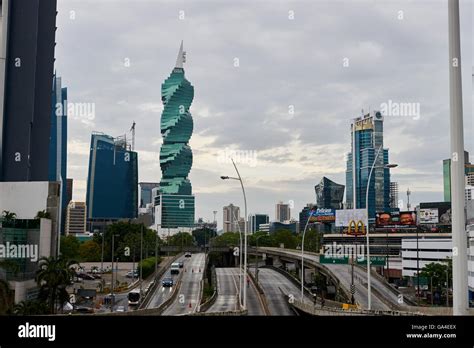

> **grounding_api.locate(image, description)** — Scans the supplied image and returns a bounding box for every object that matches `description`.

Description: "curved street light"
[365,144,398,310]
[221,159,248,309]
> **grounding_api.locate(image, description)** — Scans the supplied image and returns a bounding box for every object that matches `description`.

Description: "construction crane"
[130,121,136,151]
[406,188,411,211]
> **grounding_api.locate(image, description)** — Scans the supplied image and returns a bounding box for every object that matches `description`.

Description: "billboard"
[309,208,336,223]
[375,211,416,228]
[418,208,439,224]
[335,209,367,227]
[419,202,451,225]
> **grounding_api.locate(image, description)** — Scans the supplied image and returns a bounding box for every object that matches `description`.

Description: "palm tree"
[35,210,51,219]
[1,210,16,224]
[13,300,48,315]
[36,256,78,314]
[0,260,19,315]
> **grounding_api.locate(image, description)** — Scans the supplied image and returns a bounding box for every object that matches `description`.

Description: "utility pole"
[448,0,469,315]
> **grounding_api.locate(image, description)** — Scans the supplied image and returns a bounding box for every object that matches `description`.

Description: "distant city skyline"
[54,0,473,229]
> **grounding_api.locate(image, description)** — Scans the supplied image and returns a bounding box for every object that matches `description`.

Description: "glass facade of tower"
[48,75,68,232]
[0,0,58,182]
[157,46,195,229]
[155,194,195,229]
[315,177,344,209]
[443,151,474,202]
[249,214,270,233]
[346,112,391,219]
[159,67,194,195]
[86,133,138,220]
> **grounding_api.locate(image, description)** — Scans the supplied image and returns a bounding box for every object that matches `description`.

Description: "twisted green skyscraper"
[159,41,194,195]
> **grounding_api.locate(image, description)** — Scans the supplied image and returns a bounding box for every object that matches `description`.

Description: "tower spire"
[175,40,186,68]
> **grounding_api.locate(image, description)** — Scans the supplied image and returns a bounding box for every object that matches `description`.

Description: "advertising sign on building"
[375,211,416,228]
[419,202,451,225]
[335,209,367,227]
[310,208,336,223]
[418,208,439,224]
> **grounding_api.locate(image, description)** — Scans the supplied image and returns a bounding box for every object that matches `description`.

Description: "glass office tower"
[315,177,344,210]
[156,42,195,229]
[86,133,138,221]
[0,0,58,181]
[346,111,391,219]
[48,74,68,233]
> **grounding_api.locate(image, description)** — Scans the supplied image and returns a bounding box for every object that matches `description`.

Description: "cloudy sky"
[55,0,473,229]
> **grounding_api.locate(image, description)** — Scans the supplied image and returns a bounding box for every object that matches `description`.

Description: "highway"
[162,252,206,315]
[145,256,184,309]
[207,268,266,315]
[259,247,401,310]
[207,268,239,312]
[250,267,310,315]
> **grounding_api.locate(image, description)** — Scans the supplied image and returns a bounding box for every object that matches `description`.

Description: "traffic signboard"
[319,255,386,266]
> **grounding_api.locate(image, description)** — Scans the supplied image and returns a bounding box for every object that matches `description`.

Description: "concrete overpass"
[252,247,412,311]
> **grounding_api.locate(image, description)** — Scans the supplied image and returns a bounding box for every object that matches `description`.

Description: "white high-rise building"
[223,204,240,233]
[65,201,86,235]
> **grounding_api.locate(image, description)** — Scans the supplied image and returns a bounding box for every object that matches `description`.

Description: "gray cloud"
[56,0,472,229]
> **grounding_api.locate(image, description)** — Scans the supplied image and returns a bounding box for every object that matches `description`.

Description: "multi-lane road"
[162,253,206,315]
[250,267,312,315]
[207,267,265,315]
[259,247,404,310]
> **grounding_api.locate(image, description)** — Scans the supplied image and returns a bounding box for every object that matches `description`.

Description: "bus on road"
[128,289,141,306]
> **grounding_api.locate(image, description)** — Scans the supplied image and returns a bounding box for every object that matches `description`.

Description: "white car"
[116,305,125,312]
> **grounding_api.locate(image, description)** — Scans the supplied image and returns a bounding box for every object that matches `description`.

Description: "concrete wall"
[0,181,51,218]
[0,181,60,255]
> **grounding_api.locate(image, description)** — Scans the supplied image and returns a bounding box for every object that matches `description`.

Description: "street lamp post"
[301,210,314,302]
[416,226,420,305]
[364,144,397,310]
[255,234,265,285]
[231,209,243,307]
[221,158,248,309]
[110,234,119,312]
[140,225,143,296]
[97,229,104,273]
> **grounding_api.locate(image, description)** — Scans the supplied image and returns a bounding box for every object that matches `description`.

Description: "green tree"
[167,232,194,250]
[60,235,80,260]
[210,232,240,247]
[13,300,49,315]
[298,229,322,253]
[248,231,274,247]
[0,260,18,314]
[1,210,16,223]
[274,230,298,249]
[36,256,78,314]
[420,260,452,290]
[35,210,51,219]
[192,228,217,247]
[79,240,101,261]
[93,222,159,261]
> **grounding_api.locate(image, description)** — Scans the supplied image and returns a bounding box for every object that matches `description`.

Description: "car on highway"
[162,277,174,287]
[178,261,184,268]
[116,306,125,312]
[170,262,180,274]
[184,252,192,257]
